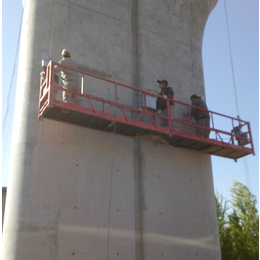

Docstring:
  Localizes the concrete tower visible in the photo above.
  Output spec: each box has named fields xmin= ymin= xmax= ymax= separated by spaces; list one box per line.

xmin=3 ymin=0 xmax=221 ymax=259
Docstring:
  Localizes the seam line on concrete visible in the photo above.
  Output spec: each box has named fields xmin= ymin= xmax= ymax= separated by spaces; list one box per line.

xmin=71 ymin=2 xmax=129 ymax=25
xmin=131 ymin=0 xmax=145 ymax=259
xmin=49 ymin=0 xmax=57 ymax=56
xmin=106 ymin=139 xmax=115 ymax=260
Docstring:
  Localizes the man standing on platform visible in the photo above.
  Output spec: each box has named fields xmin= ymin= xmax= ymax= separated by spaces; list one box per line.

xmin=156 ymin=79 xmax=174 ymax=127
xmin=190 ymin=94 xmax=210 ymax=137
xmin=54 ymin=49 xmax=80 ymax=104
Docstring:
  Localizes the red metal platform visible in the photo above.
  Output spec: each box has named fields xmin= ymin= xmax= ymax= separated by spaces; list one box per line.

xmin=38 ymin=61 xmax=254 ymax=160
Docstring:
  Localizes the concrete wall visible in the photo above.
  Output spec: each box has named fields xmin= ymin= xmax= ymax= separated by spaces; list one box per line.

xmin=2 ymin=0 xmax=221 ymax=259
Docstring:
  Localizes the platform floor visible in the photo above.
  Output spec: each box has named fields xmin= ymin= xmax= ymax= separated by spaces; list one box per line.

xmin=41 ymin=103 xmax=252 ymax=160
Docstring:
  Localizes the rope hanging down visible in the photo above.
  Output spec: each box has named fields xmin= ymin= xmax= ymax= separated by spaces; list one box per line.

xmin=2 ymin=6 xmax=24 ymax=128
xmin=2 ymin=4 xmax=25 ymax=171
xmin=223 ymin=0 xmax=252 ymax=192
xmin=223 ymin=0 xmax=240 ymax=117
xmin=49 ymin=0 xmax=57 ymax=56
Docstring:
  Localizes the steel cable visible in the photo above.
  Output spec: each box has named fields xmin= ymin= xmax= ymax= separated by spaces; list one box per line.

xmin=223 ymin=0 xmax=252 ymax=192
xmin=2 ymin=4 xmax=24 ymax=171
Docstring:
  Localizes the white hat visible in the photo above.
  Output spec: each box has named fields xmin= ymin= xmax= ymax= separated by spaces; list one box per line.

xmin=61 ymin=49 xmax=70 ymax=57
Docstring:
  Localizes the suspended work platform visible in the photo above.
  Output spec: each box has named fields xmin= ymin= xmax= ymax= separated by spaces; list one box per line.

xmin=38 ymin=61 xmax=255 ymax=161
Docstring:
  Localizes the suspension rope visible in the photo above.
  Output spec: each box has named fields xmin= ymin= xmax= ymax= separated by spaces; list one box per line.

xmin=2 ymin=6 xmax=24 ymax=128
xmin=223 ymin=0 xmax=252 ymax=193
xmin=106 ymin=105 xmax=117 ymax=260
xmin=2 ymin=4 xmax=24 ymax=171
xmin=49 ymin=0 xmax=57 ymax=56
xmin=243 ymin=157 xmax=252 ymax=192
xmin=223 ymin=0 xmax=240 ymax=117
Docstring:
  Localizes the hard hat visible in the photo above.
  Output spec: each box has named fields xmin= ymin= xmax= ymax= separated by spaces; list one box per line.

xmin=157 ymin=79 xmax=168 ymax=86
xmin=61 ymin=49 xmax=70 ymax=57
xmin=190 ymin=94 xmax=201 ymax=100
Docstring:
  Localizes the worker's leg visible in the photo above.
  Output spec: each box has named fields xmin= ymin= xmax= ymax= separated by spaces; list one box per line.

xmin=196 ymin=119 xmax=204 ymax=136
xmin=63 ymin=82 xmax=72 ymax=102
xmin=53 ymin=75 xmax=59 ymax=100
xmin=160 ymin=106 xmax=175 ymax=128
xmin=71 ymin=83 xmax=81 ymax=105
xmin=170 ymin=105 xmax=176 ymax=130
xmin=197 ymin=118 xmax=210 ymax=137
xmin=53 ymin=83 xmax=58 ymax=100
xmin=160 ymin=109 xmax=168 ymax=127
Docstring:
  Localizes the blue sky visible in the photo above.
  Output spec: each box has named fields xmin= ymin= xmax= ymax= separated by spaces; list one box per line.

xmin=2 ymin=0 xmax=259 ymax=207
xmin=203 ymin=0 xmax=259 ymax=206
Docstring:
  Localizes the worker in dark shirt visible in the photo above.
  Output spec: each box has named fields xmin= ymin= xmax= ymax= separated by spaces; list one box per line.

xmin=156 ymin=80 xmax=174 ymax=127
xmin=190 ymin=94 xmax=210 ymax=137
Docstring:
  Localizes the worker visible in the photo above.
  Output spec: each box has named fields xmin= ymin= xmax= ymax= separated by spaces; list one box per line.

xmin=232 ymin=124 xmax=249 ymax=146
xmin=40 ymin=53 xmax=50 ymax=85
xmin=190 ymin=94 xmax=210 ymax=137
xmin=54 ymin=49 xmax=80 ymax=104
xmin=156 ymin=79 xmax=174 ymax=127
xmin=40 ymin=54 xmax=59 ymax=98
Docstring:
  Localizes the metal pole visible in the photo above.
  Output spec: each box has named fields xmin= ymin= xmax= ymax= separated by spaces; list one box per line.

xmin=115 ymin=84 xmax=117 ymax=103
xmin=247 ymin=122 xmax=255 ymax=155
xmin=144 ymin=93 xmax=147 ymax=112
xmin=81 ymin=74 xmax=84 ymax=94
xmin=167 ymin=98 xmax=172 ymax=134
xmin=48 ymin=61 xmax=54 ymax=108
xmin=231 ymin=118 xmax=235 ymax=145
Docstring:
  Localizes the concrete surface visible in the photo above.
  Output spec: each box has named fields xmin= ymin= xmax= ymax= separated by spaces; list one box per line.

xmin=2 ymin=0 xmax=221 ymax=259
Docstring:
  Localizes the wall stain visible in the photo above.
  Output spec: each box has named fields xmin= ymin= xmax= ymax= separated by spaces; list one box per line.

xmin=77 ymin=63 xmax=128 ymax=84
xmin=77 ymin=64 xmax=112 ymax=79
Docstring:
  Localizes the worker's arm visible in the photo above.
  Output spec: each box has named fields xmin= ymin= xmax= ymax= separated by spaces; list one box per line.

xmin=166 ymin=87 xmax=173 ymax=99
xmin=190 ymin=107 xmax=196 ymax=118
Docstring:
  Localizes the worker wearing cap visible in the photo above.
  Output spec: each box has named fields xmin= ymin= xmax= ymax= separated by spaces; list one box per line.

xmin=190 ymin=94 xmax=210 ymax=137
xmin=156 ymin=80 xmax=174 ymax=127
xmin=54 ymin=49 xmax=80 ymax=104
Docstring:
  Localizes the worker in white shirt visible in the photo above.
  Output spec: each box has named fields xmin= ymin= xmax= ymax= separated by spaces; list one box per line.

xmin=54 ymin=49 xmax=80 ymax=104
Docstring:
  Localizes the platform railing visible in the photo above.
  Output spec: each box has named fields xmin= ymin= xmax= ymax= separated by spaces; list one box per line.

xmin=39 ymin=61 xmax=254 ymax=154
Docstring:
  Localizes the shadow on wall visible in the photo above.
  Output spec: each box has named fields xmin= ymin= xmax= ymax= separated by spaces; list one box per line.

xmin=2 ymin=187 xmax=7 ymax=229
xmin=55 ymin=224 xmax=217 ymax=258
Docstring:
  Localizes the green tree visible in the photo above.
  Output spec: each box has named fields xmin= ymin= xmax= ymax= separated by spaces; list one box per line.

xmin=215 ymin=192 xmax=234 ymax=260
xmin=229 ymin=181 xmax=259 ymax=260
xmin=216 ymin=181 xmax=259 ymax=260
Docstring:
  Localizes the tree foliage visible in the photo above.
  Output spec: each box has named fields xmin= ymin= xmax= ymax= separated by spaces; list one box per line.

xmin=215 ymin=181 xmax=259 ymax=260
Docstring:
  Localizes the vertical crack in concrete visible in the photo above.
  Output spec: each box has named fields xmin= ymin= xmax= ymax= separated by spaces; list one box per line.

xmin=106 ymin=145 xmax=115 ymax=260
xmin=131 ymin=0 xmax=145 ymax=259
xmin=133 ymin=142 xmax=145 ymax=260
